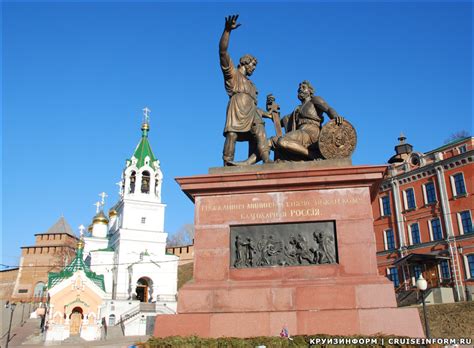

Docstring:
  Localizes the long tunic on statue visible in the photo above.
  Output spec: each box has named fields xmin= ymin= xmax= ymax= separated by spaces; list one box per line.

xmin=221 ymin=55 xmax=260 ymax=139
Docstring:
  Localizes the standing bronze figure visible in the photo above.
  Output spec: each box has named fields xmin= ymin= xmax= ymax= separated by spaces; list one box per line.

xmin=219 ymin=15 xmax=271 ymax=166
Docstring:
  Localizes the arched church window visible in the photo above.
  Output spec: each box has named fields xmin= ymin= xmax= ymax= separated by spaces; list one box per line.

xmin=129 ymin=171 xmax=136 ymax=193
xmin=141 ymin=171 xmax=150 ymax=194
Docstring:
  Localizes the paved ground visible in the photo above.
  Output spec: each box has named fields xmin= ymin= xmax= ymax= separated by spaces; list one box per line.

xmin=4 ymin=319 xmax=148 ymax=348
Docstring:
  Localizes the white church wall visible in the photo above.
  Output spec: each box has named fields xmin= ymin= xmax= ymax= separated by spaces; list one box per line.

xmin=120 ymin=201 xmax=166 ymax=233
xmin=83 ymin=236 xmax=108 ymax=259
xmin=123 ymin=313 xmax=151 ymax=336
xmin=89 ymin=250 xmax=114 ymax=297
xmin=100 ymin=299 xmax=140 ymax=325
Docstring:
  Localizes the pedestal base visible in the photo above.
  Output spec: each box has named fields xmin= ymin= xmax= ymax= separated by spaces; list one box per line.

xmin=155 ymin=308 xmax=422 ymax=338
xmin=155 ymin=275 xmax=423 ymax=338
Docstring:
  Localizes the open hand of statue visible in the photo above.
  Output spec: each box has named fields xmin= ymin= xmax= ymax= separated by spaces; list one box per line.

xmin=225 ymin=14 xmax=241 ymax=32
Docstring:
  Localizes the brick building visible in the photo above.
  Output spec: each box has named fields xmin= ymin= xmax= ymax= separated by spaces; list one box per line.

xmin=373 ymin=135 xmax=473 ymax=303
xmin=11 ymin=217 xmax=78 ymax=301
xmin=166 ymin=244 xmax=194 ymax=265
xmin=0 ymin=268 xmax=19 ymax=300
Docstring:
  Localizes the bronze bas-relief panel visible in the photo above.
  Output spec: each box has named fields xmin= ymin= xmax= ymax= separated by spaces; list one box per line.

xmin=230 ymin=221 xmax=337 ymax=269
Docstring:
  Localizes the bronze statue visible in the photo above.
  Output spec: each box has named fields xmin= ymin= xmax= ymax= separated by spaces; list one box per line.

xmin=219 ymin=15 xmax=271 ymax=166
xmin=270 ymin=81 xmax=345 ymax=161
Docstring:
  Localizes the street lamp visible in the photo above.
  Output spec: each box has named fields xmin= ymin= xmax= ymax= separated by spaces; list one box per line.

xmin=416 ymin=275 xmax=431 ymax=338
xmin=5 ymin=301 xmax=17 ymax=348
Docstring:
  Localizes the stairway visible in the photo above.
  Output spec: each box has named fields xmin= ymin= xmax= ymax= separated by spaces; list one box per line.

xmin=396 ymin=288 xmax=432 ymax=307
xmin=62 ymin=334 xmax=87 ymax=344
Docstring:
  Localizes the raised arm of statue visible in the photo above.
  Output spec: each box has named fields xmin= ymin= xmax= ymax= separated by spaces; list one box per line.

xmin=219 ymin=15 xmax=241 ymax=69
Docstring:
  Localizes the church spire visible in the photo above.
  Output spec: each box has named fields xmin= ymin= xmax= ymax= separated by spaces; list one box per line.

xmin=131 ymin=107 xmax=157 ymax=169
xmin=121 ymin=107 xmax=163 ymax=202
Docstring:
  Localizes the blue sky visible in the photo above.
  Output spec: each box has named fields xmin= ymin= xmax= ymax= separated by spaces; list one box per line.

xmin=2 ymin=1 xmax=472 ymax=267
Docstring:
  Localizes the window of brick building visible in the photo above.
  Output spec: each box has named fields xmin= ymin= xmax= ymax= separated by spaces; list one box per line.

xmin=388 ymin=267 xmax=399 ymax=287
xmin=384 ymin=229 xmax=396 ymax=250
xmin=424 ymin=182 xmax=437 ymax=204
xmin=410 ymin=223 xmax=421 ymax=244
xmin=451 ymin=173 xmax=467 ymax=197
xmin=430 ymin=218 xmax=443 ymax=241
xmin=440 ymin=260 xmax=451 ymax=281
xmin=458 ymin=144 xmax=467 ymax=154
xmin=413 ymin=264 xmax=422 ymax=281
xmin=458 ymin=211 xmax=473 ymax=234
xmin=466 ymin=255 xmax=474 ymax=279
xmin=404 ymin=188 xmax=416 ymax=210
xmin=380 ymin=196 xmax=391 ymax=216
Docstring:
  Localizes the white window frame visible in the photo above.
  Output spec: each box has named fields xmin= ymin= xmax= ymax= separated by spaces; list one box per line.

xmin=379 ymin=195 xmax=391 ymax=217
xmin=437 ymin=259 xmax=451 ymax=281
xmin=428 ymin=218 xmax=443 ymax=241
xmin=422 ymin=181 xmax=437 ymax=205
xmin=403 ymin=187 xmax=417 ymax=210
xmin=387 ymin=267 xmax=399 ymax=287
xmin=408 ymin=222 xmax=421 ymax=245
xmin=457 ymin=210 xmax=473 ymax=235
xmin=450 ymin=172 xmax=467 ymax=197
xmin=463 ymin=254 xmax=474 ymax=279
xmin=383 ymin=229 xmax=396 ymax=250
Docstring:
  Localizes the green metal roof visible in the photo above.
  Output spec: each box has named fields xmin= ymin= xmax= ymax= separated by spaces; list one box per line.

xmin=129 ymin=124 xmax=157 ymax=169
xmin=91 ymin=247 xmax=114 ymax=252
xmin=425 ymin=136 xmax=471 ymax=155
xmin=48 ymin=243 xmax=105 ymax=291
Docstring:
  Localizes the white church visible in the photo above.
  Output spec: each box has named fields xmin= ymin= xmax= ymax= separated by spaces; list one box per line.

xmin=45 ymin=109 xmax=178 ymax=341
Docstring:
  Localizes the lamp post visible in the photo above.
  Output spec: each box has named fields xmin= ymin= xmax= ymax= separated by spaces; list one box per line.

xmin=416 ymin=275 xmax=431 ymax=338
xmin=5 ymin=301 xmax=17 ymax=348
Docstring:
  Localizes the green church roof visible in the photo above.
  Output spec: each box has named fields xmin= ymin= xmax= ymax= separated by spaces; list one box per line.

xmin=129 ymin=123 xmax=157 ymax=169
xmin=48 ymin=241 xmax=105 ymax=291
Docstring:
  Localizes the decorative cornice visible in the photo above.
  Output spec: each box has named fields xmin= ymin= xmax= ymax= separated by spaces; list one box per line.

xmin=379 ymin=151 xmax=473 ymax=191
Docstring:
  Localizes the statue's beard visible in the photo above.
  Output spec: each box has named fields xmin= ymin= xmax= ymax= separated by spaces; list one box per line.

xmin=298 ymin=91 xmax=309 ymax=101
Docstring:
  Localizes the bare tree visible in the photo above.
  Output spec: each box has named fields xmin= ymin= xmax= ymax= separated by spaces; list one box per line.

xmin=444 ymin=130 xmax=471 ymax=144
xmin=167 ymin=224 xmax=195 ymax=247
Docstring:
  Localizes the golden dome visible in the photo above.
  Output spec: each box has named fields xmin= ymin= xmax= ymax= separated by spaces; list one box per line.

xmin=93 ymin=211 xmax=109 ymax=225
xmin=108 ymin=208 xmax=117 ymax=217
xmin=87 ymin=224 xmax=93 ymax=232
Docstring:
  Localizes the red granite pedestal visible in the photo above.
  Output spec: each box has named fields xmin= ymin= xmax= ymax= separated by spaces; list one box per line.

xmin=154 ymin=164 xmax=424 ymax=338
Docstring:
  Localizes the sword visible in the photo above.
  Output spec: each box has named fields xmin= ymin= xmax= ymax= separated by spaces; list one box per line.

xmin=266 ymin=94 xmax=283 ymax=137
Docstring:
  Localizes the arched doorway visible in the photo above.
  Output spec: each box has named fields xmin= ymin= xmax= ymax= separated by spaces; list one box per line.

xmin=69 ymin=307 xmax=83 ymax=336
xmin=135 ymin=277 xmax=152 ymax=302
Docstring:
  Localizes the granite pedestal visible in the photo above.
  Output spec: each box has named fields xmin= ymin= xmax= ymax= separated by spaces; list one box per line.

xmin=154 ymin=164 xmax=424 ymax=338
